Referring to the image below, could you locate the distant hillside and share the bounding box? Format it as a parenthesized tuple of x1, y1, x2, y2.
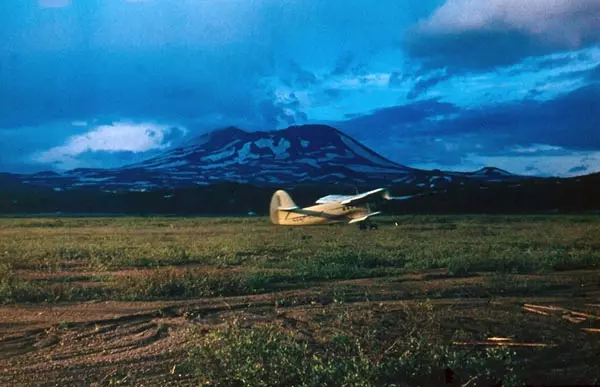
(1, 125, 529, 192)
(1, 173, 598, 215)
(1, 125, 598, 215)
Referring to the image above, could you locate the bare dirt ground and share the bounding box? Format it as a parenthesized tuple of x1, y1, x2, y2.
(2, 269, 600, 386)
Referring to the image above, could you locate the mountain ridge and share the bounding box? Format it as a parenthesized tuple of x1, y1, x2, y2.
(2, 124, 534, 192)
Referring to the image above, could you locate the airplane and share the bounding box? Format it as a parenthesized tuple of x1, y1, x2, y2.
(269, 187, 398, 229)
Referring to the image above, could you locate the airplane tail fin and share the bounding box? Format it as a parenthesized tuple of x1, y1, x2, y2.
(270, 190, 297, 224)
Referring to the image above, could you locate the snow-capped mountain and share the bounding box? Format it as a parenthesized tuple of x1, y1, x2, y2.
(2, 125, 527, 191)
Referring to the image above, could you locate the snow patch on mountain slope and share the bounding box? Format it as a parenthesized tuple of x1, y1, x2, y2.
(237, 142, 261, 163)
(317, 154, 339, 162)
(197, 159, 239, 169)
(314, 173, 347, 180)
(254, 138, 291, 157)
(297, 158, 320, 168)
(145, 160, 189, 170)
(202, 147, 236, 162)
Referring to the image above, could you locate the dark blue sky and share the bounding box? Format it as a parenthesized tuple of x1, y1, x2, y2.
(1, 0, 599, 176)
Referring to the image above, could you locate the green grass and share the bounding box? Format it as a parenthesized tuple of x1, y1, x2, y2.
(184, 301, 522, 387)
(1, 215, 599, 303)
(1, 215, 599, 385)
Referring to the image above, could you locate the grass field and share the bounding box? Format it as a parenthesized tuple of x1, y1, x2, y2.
(1, 215, 599, 386)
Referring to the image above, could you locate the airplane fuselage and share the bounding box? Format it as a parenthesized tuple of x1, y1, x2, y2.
(274, 202, 368, 225)
(269, 188, 384, 226)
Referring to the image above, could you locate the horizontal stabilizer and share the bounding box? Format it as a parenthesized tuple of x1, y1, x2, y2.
(348, 211, 382, 224)
(279, 206, 300, 212)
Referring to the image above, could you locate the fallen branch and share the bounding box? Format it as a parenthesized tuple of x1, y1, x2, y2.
(486, 337, 512, 342)
(523, 304, 565, 312)
(453, 341, 557, 348)
(570, 311, 599, 320)
(582, 328, 600, 333)
(562, 315, 587, 324)
(522, 306, 549, 316)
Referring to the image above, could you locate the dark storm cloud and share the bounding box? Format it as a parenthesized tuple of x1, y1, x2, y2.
(568, 165, 589, 174)
(405, 30, 549, 71)
(424, 84, 600, 150)
(282, 61, 319, 88)
(387, 71, 407, 88)
(331, 52, 355, 76)
(405, 0, 600, 71)
(338, 99, 459, 138)
(333, 83, 600, 173)
(407, 70, 452, 99)
(588, 65, 600, 81)
(259, 91, 307, 129)
(0, 49, 274, 130)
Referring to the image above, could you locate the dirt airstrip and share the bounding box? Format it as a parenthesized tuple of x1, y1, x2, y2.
(2, 269, 600, 386)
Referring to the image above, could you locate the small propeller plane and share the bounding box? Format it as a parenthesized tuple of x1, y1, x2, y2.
(269, 188, 394, 229)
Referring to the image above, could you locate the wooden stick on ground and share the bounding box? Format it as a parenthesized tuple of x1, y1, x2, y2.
(486, 337, 512, 342)
(453, 341, 558, 348)
(582, 328, 600, 333)
(522, 306, 550, 316)
(523, 304, 565, 312)
(562, 315, 587, 324)
(570, 311, 599, 320)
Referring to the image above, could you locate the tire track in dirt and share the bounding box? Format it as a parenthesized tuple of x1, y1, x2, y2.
(1, 272, 599, 386)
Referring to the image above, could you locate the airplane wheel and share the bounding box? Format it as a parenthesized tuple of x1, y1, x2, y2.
(359, 223, 368, 230)
(369, 223, 378, 230)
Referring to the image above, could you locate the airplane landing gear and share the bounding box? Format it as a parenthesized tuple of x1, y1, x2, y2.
(359, 222, 378, 230)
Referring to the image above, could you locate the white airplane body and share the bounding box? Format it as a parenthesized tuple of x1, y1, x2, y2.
(270, 188, 390, 226)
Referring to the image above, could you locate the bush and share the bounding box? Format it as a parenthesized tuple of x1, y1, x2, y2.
(185, 303, 522, 386)
(0, 262, 19, 303)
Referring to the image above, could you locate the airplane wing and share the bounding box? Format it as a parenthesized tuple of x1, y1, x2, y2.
(340, 188, 388, 206)
(315, 188, 388, 205)
(314, 194, 353, 204)
(348, 211, 382, 224)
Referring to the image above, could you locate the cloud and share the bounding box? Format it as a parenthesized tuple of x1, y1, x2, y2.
(331, 52, 355, 76)
(330, 73, 392, 89)
(388, 71, 408, 88)
(257, 89, 309, 129)
(405, 0, 600, 70)
(588, 64, 600, 81)
(338, 99, 460, 139)
(407, 70, 453, 99)
(568, 165, 589, 174)
(336, 83, 600, 176)
(33, 122, 185, 170)
(429, 84, 600, 150)
(510, 144, 564, 154)
(459, 151, 600, 177)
